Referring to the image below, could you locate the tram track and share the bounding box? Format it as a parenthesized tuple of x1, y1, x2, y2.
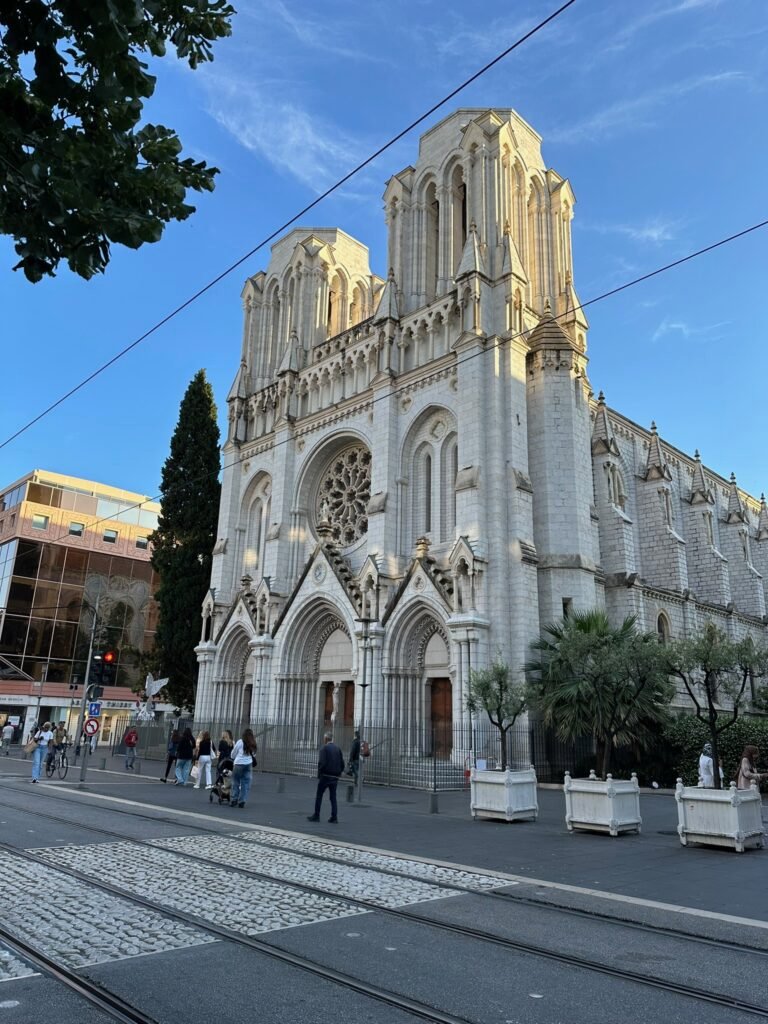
(0, 925, 160, 1024)
(1, 790, 768, 1019)
(1, 783, 765, 960)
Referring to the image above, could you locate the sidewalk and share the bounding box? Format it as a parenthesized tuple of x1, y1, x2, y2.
(3, 751, 766, 924)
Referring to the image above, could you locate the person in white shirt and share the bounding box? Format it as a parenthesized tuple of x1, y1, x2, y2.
(31, 722, 54, 783)
(1, 722, 13, 756)
(698, 742, 723, 788)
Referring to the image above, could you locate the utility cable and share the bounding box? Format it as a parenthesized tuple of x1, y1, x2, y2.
(0, 0, 578, 453)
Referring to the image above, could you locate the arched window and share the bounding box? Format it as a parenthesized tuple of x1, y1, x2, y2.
(327, 271, 344, 338)
(240, 477, 271, 582)
(450, 164, 467, 277)
(656, 613, 670, 645)
(349, 283, 366, 327)
(425, 182, 439, 301)
(441, 433, 458, 539)
(424, 454, 433, 533)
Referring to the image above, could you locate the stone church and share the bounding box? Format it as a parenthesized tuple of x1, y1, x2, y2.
(194, 107, 768, 754)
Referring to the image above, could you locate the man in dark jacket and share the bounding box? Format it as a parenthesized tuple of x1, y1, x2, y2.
(308, 732, 345, 824)
(348, 730, 361, 782)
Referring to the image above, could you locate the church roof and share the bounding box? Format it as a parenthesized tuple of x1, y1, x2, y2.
(688, 450, 714, 504)
(227, 359, 249, 402)
(526, 302, 573, 350)
(725, 473, 746, 523)
(501, 224, 528, 283)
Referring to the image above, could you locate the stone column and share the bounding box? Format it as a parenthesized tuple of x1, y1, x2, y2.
(194, 642, 218, 722)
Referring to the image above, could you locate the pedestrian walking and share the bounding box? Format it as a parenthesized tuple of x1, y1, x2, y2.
(123, 726, 139, 770)
(30, 722, 54, 783)
(308, 733, 345, 824)
(194, 731, 215, 790)
(160, 729, 179, 782)
(736, 745, 767, 790)
(174, 728, 196, 785)
(218, 729, 234, 761)
(229, 728, 257, 808)
(348, 730, 361, 783)
(697, 743, 723, 788)
(1, 721, 13, 756)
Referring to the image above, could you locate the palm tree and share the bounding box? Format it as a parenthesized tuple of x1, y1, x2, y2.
(527, 609, 673, 779)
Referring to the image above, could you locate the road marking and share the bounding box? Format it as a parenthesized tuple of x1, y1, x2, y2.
(13, 783, 768, 932)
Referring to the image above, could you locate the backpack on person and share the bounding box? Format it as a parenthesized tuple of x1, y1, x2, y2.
(361, 740, 370, 758)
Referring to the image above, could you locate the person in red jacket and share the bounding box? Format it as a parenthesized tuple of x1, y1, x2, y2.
(124, 727, 139, 771)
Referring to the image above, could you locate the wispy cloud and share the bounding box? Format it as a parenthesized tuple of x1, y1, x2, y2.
(548, 71, 747, 144)
(652, 317, 730, 343)
(610, 0, 724, 50)
(242, 0, 389, 63)
(580, 218, 683, 244)
(202, 71, 376, 195)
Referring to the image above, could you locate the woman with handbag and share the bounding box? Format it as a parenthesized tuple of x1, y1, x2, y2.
(229, 728, 257, 809)
(29, 722, 54, 783)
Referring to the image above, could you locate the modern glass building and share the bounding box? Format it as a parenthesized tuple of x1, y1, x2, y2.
(0, 470, 165, 741)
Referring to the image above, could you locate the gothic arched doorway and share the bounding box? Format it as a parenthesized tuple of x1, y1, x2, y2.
(318, 627, 354, 728)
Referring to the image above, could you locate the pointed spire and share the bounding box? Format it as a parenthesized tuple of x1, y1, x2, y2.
(277, 328, 301, 375)
(757, 493, 768, 540)
(372, 268, 400, 323)
(725, 472, 746, 523)
(500, 222, 528, 282)
(526, 300, 574, 351)
(455, 221, 486, 279)
(643, 422, 671, 481)
(591, 391, 619, 455)
(227, 358, 250, 402)
(688, 449, 713, 505)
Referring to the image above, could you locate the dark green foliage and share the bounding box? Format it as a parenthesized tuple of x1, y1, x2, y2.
(466, 660, 527, 771)
(0, 0, 234, 281)
(150, 370, 220, 709)
(662, 713, 768, 790)
(663, 623, 768, 789)
(527, 609, 675, 779)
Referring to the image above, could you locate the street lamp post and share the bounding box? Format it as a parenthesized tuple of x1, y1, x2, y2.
(355, 617, 373, 803)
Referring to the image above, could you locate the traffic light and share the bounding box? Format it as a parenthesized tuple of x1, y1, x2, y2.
(101, 650, 117, 687)
(88, 654, 104, 687)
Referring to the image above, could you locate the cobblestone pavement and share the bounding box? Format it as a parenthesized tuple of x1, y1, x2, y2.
(35, 841, 365, 935)
(229, 828, 510, 888)
(0, 851, 215, 969)
(0, 946, 37, 983)
(150, 833, 488, 907)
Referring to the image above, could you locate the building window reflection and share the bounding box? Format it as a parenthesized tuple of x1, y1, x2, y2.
(31, 514, 49, 530)
(103, 529, 118, 544)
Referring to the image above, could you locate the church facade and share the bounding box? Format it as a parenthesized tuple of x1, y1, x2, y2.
(194, 108, 768, 752)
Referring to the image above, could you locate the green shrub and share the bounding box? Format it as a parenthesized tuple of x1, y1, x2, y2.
(663, 714, 768, 788)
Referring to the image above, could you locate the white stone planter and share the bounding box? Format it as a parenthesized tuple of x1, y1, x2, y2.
(564, 770, 642, 836)
(470, 766, 538, 822)
(675, 780, 764, 853)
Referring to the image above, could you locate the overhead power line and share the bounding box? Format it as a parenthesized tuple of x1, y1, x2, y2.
(0, 0, 578, 453)
(26, 213, 768, 554)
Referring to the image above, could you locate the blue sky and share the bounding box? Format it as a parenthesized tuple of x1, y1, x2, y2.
(2, 0, 767, 500)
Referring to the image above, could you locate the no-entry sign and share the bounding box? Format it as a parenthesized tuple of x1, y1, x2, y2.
(84, 718, 100, 737)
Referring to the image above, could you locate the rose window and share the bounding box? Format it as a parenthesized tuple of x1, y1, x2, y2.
(315, 445, 371, 546)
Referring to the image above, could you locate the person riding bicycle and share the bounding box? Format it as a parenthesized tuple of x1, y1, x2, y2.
(49, 722, 68, 765)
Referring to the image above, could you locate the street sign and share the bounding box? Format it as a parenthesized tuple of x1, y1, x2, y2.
(84, 718, 100, 737)
(88, 701, 102, 717)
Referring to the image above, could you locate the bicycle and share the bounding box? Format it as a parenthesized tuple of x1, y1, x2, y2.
(44, 746, 69, 780)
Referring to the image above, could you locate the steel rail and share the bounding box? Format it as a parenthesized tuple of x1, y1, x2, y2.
(0, 924, 160, 1024)
(0, 795, 767, 1018)
(1, 784, 765, 961)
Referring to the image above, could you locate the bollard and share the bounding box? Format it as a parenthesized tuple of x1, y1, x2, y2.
(134, 760, 141, 775)
(428, 791, 439, 814)
(98, 757, 107, 770)
(346, 782, 354, 803)
(276, 777, 285, 793)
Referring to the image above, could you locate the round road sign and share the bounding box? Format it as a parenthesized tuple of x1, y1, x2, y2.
(84, 718, 100, 737)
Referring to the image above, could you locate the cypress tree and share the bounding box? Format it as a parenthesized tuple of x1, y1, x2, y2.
(150, 370, 220, 709)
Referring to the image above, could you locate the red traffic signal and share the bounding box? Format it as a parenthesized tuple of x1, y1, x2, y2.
(103, 650, 116, 664)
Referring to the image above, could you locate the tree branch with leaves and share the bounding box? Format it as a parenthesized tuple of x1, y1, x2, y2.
(0, 0, 234, 280)
(663, 622, 768, 789)
(466, 659, 527, 771)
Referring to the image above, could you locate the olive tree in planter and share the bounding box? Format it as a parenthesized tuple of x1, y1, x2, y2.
(466, 660, 535, 821)
(527, 610, 674, 835)
(664, 624, 768, 851)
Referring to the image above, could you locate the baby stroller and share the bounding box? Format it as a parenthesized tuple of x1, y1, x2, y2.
(210, 757, 234, 804)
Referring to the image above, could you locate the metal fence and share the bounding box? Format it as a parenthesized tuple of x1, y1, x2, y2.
(110, 715, 593, 789)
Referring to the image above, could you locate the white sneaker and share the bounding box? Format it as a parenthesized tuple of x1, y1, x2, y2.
(205, 785, 213, 790)
(194, 785, 200, 789)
